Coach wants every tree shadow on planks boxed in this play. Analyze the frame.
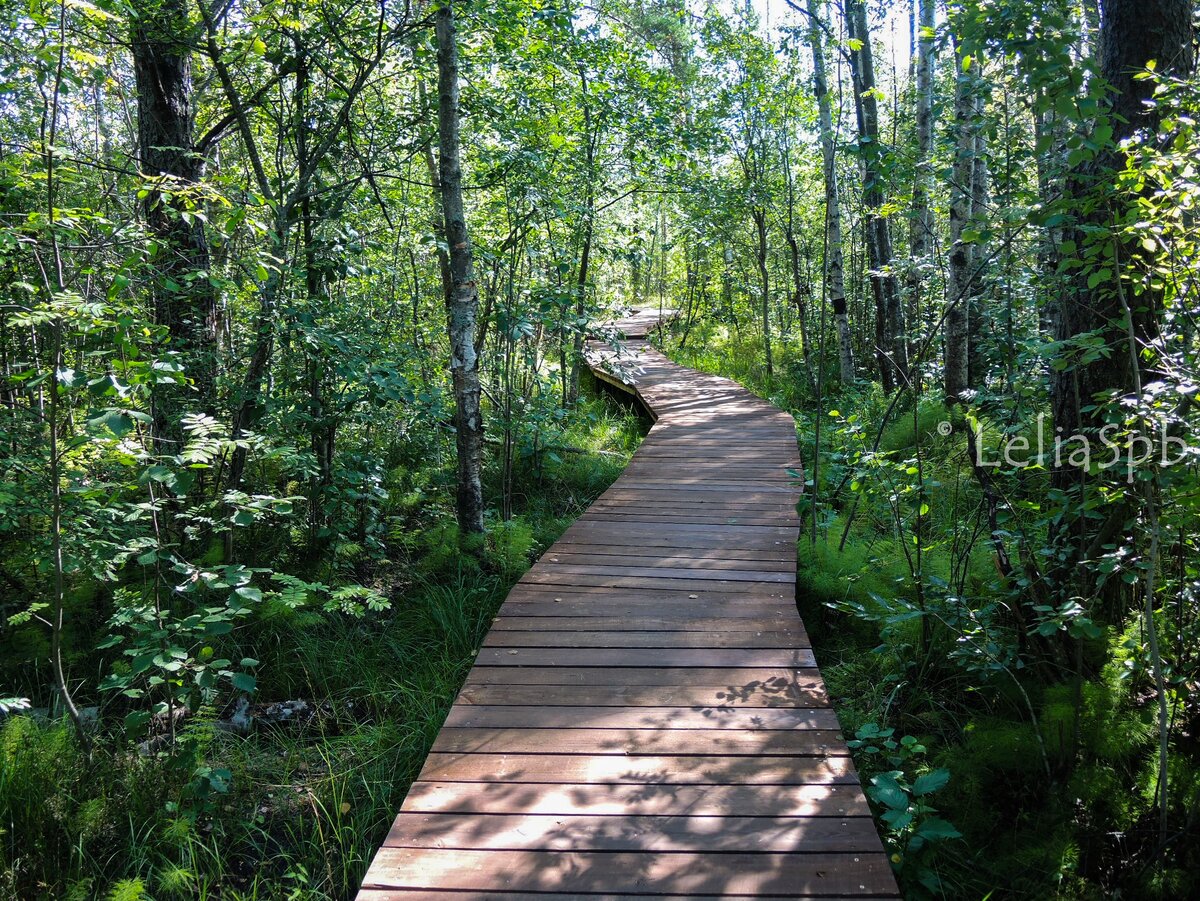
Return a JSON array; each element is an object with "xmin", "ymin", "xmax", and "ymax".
[{"xmin": 362, "ymin": 673, "xmax": 900, "ymax": 898}]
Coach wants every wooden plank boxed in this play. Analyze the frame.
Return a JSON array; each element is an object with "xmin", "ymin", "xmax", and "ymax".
[
  {"xmin": 511, "ymin": 572, "xmax": 796, "ymax": 592},
  {"xmin": 416, "ymin": 752, "xmax": 856, "ymax": 785},
  {"xmin": 464, "ymin": 666, "xmax": 824, "ymax": 687},
  {"xmin": 360, "ymin": 849, "xmax": 898, "ymax": 896},
  {"xmin": 502, "ymin": 584, "xmax": 795, "ymax": 602},
  {"xmin": 383, "ymin": 812, "xmax": 884, "ymax": 853},
  {"xmin": 495, "ymin": 602, "xmax": 795, "ymax": 618},
  {"xmin": 360, "ymin": 892, "xmax": 901, "ymax": 901},
  {"xmin": 455, "ymin": 683, "xmax": 829, "ymax": 708},
  {"xmin": 521, "ymin": 564, "xmax": 794, "ymax": 583},
  {"xmin": 487, "ymin": 616, "xmax": 806, "ymax": 633},
  {"xmin": 403, "ymin": 782, "xmax": 867, "ymax": 816},
  {"xmin": 481, "ymin": 629, "xmax": 809, "ymax": 648},
  {"xmin": 577, "ymin": 513, "xmax": 799, "ymax": 527},
  {"xmin": 542, "ymin": 550, "xmax": 797, "ymax": 570},
  {"xmin": 473, "ymin": 648, "xmax": 817, "ymax": 668},
  {"xmin": 609, "ymin": 481, "xmax": 801, "ymax": 492},
  {"xmin": 431, "ymin": 727, "xmax": 847, "ymax": 756},
  {"xmin": 499, "ymin": 590, "xmax": 795, "ymax": 606},
  {"xmin": 597, "ymin": 487, "xmax": 799, "ymax": 503},
  {"xmin": 443, "ymin": 705, "xmax": 840, "ymax": 730}
]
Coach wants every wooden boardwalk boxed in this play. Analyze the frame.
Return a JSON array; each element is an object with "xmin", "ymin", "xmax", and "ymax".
[{"xmin": 357, "ymin": 310, "xmax": 899, "ymax": 899}]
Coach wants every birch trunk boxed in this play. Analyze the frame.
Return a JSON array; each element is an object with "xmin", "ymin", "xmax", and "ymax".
[
  {"xmin": 844, "ymin": 0, "xmax": 907, "ymax": 390},
  {"xmin": 967, "ymin": 86, "xmax": 990, "ymax": 388},
  {"xmin": 907, "ymin": 0, "xmax": 935, "ymax": 350},
  {"xmin": 436, "ymin": 1, "xmax": 485, "ymax": 534},
  {"xmin": 807, "ymin": 0, "xmax": 854, "ymax": 383},
  {"xmin": 944, "ymin": 47, "xmax": 976, "ymax": 405},
  {"xmin": 753, "ymin": 207, "xmax": 773, "ymax": 377},
  {"xmin": 568, "ymin": 64, "xmax": 595, "ymax": 404}
]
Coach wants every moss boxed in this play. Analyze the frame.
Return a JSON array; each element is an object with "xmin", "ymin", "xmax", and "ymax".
[
  {"xmin": 959, "ymin": 718, "xmax": 1049, "ymax": 776},
  {"xmin": 878, "ymin": 399, "xmax": 952, "ymax": 454},
  {"xmin": 1067, "ymin": 763, "xmax": 1132, "ymax": 828}
]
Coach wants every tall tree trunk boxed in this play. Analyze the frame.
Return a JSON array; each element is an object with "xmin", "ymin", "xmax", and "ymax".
[
  {"xmin": 1051, "ymin": 0, "xmax": 1193, "ymax": 518},
  {"xmin": 782, "ymin": 135, "xmax": 814, "ymax": 385},
  {"xmin": 132, "ymin": 0, "xmax": 218, "ymax": 444},
  {"xmin": 907, "ymin": 0, "xmax": 935, "ymax": 357},
  {"xmin": 436, "ymin": 0, "xmax": 485, "ymax": 534},
  {"xmin": 807, "ymin": 0, "xmax": 854, "ymax": 384},
  {"xmin": 1033, "ymin": 103, "xmax": 1065, "ymax": 340},
  {"xmin": 1048, "ymin": 0, "xmax": 1192, "ymax": 835},
  {"xmin": 295, "ymin": 35, "xmax": 333, "ymax": 557},
  {"xmin": 568, "ymin": 64, "xmax": 595, "ymax": 404},
  {"xmin": 944, "ymin": 47, "xmax": 977, "ymax": 405},
  {"xmin": 844, "ymin": 0, "xmax": 907, "ymax": 390},
  {"xmin": 753, "ymin": 207, "xmax": 773, "ymax": 377},
  {"xmin": 966, "ymin": 85, "xmax": 990, "ymax": 390}
]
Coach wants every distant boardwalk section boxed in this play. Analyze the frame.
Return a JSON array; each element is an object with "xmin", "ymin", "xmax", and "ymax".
[{"xmin": 356, "ymin": 309, "xmax": 900, "ymax": 898}]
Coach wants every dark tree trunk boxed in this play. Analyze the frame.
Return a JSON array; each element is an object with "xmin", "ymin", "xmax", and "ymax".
[
  {"xmin": 132, "ymin": 0, "xmax": 218, "ymax": 444},
  {"xmin": 294, "ymin": 37, "xmax": 333, "ymax": 557},
  {"xmin": 944, "ymin": 46, "xmax": 977, "ymax": 405},
  {"xmin": 908, "ymin": 0, "xmax": 935, "ymax": 362},
  {"xmin": 844, "ymin": 0, "xmax": 908, "ymax": 390},
  {"xmin": 753, "ymin": 207, "xmax": 773, "ymax": 378},
  {"xmin": 569, "ymin": 65, "xmax": 595, "ymax": 404},
  {"xmin": 806, "ymin": 0, "xmax": 854, "ymax": 383},
  {"xmin": 1049, "ymin": 0, "xmax": 1193, "ymax": 600},
  {"xmin": 436, "ymin": 0, "xmax": 486, "ymax": 534}
]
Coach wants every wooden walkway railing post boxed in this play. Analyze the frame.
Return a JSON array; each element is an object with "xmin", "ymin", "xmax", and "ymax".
[{"xmin": 357, "ymin": 309, "xmax": 900, "ymax": 899}]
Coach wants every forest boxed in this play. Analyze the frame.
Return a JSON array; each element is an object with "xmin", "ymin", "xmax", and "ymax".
[{"xmin": 1, "ymin": 0, "xmax": 1198, "ymax": 897}]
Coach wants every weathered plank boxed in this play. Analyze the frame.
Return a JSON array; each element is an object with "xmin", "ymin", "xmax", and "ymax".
[{"xmin": 360, "ymin": 849, "xmax": 898, "ymax": 896}]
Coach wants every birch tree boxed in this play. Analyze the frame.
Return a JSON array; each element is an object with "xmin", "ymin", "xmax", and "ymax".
[
  {"xmin": 843, "ymin": 0, "xmax": 908, "ymax": 389},
  {"xmin": 907, "ymin": 0, "xmax": 935, "ymax": 344},
  {"xmin": 435, "ymin": 0, "xmax": 485, "ymax": 534},
  {"xmin": 804, "ymin": 0, "xmax": 854, "ymax": 383}
]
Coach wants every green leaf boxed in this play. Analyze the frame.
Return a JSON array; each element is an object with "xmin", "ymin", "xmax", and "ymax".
[
  {"xmin": 230, "ymin": 672, "xmax": 257, "ymax": 693},
  {"xmin": 912, "ymin": 769, "xmax": 951, "ymax": 796},
  {"xmin": 881, "ymin": 807, "xmax": 913, "ymax": 830},
  {"xmin": 869, "ymin": 772, "xmax": 909, "ymax": 810},
  {"xmin": 88, "ymin": 409, "xmax": 135, "ymax": 437},
  {"xmin": 915, "ymin": 817, "xmax": 962, "ymax": 841},
  {"xmin": 141, "ymin": 465, "xmax": 174, "ymax": 485}
]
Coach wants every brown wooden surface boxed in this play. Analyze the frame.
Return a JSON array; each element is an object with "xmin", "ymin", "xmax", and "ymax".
[{"xmin": 356, "ymin": 309, "xmax": 898, "ymax": 897}]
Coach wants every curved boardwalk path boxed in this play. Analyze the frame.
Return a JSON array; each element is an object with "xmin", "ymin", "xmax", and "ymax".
[{"xmin": 357, "ymin": 310, "xmax": 899, "ymax": 899}]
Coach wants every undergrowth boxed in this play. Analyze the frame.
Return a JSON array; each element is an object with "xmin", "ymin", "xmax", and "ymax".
[
  {"xmin": 0, "ymin": 382, "xmax": 646, "ymax": 901},
  {"xmin": 669, "ymin": 321, "xmax": 1198, "ymax": 900}
]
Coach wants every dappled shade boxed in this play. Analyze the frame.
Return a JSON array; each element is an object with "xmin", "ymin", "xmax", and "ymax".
[{"xmin": 355, "ymin": 310, "xmax": 898, "ymax": 898}]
